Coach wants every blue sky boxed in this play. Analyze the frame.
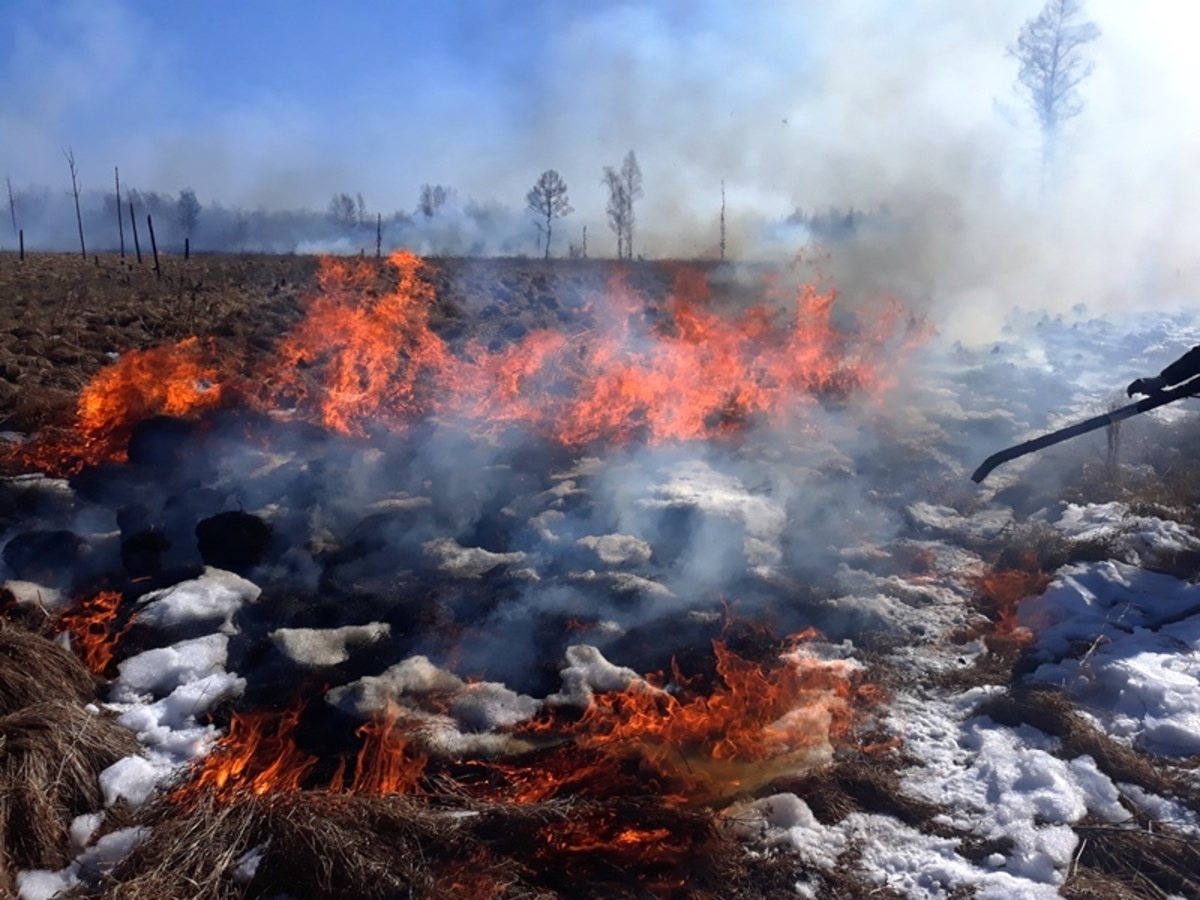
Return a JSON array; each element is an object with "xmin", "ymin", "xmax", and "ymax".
[{"xmin": 3, "ymin": 0, "xmax": 1200, "ymax": 281}]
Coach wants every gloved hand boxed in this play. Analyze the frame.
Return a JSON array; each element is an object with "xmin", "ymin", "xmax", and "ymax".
[{"xmin": 1127, "ymin": 375, "xmax": 1168, "ymax": 397}]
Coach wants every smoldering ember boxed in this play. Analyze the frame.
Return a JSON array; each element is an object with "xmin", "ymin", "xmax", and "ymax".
[{"xmin": 2, "ymin": 248, "xmax": 1200, "ymax": 900}]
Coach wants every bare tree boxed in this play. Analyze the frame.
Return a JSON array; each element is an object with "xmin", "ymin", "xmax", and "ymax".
[
  {"xmin": 525, "ymin": 169, "xmax": 573, "ymax": 259},
  {"xmin": 65, "ymin": 148, "xmax": 85, "ymax": 257},
  {"xmin": 328, "ymin": 192, "xmax": 357, "ymax": 230},
  {"xmin": 602, "ymin": 150, "xmax": 643, "ymax": 259},
  {"xmin": 176, "ymin": 188, "xmax": 201, "ymax": 242},
  {"xmin": 602, "ymin": 168, "xmax": 629, "ymax": 259},
  {"xmin": 620, "ymin": 150, "xmax": 643, "ymax": 258},
  {"xmin": 1009, "ymin": 0, "xmax": 1099, "ymax": 177},
  {"xmin": 356, "ymin": 192, "xmax": 366, "ymax": 226},
  {"xmin": 417, "ymin": 184, "xmax": 452, "ymax": 218}
]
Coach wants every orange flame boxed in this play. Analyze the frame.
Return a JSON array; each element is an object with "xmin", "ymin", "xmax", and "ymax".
[
  {"xmin": 57, "ymin": 590, "xmax": 131, "ymax": 675},
  {"xmin": 272, "ymin": 251, "xmax": 451, "ymax": 436},
  {"xmin": 971, "ymin": 553, "xmax": 1049, "ymax": 651},
  {"xmin": 9, "ymin": 337, "xmax": 229, "ymax": 475},
  {"xmin": 4, "ymin": 251, "xmax": 925, "ymax": 477},
  {"xmin": 479, "ymin": 637, "xmax": 883, "ymax": 806},
  {"xmin": 185, "ymin": 705, "xmax": 318, "ymax": 800},
  {"xmin": 344, "ymin": 700, "xmax": 428, "ymax": 795}
]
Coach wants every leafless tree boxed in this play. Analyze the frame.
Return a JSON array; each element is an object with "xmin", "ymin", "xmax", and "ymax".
[
  {"xmin": 328, "ymin": 192, "xmax": 357, "ymax": 230},
  {"xmin": 620, "ymin": 150, "xmax": 643, "ymax": 258},
  {"xmin": 65, "ymin": 148, "xmax": 85, "ymax": 257},
  {"xmin": 602, "ymin": 167, "xmax": 629, "ymax": 259},
  {"xmin": 176, "ymin": 188, "xmax": 201, "ymax": 242},
  {"xmin": 417, "ymin": 184, "xmax": 452, "ymax": 218},
  {"xmin": 526, "ymin": 169, "xmax": 573, "ymax": 259},
  {"xmin": 602, "ymin": 150, "xmax": 643, "ymax": 259},
  {"xmin": 1009, "ymin": 0, "xmax": 1099, "ymax": 177},
  {"xmin": 356, "ymin": 192, "xmax": 366, "ymax": 226}
]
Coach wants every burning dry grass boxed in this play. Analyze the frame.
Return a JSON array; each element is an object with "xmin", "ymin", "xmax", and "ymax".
[{"xmin": 83, "ymin": 788, "xmax": 799, "ymax": 899}]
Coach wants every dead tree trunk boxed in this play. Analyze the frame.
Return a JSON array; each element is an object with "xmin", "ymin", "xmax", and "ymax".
[
  {"xmin": 129, "ymin": 202, "xmax": 142, "ymax": 264},
  {"xmin": 115, "ymin": 167, "xmax": 125, "ymax": 258},
  {"xmin": 65, "ymin": 149, "xmax": 86, "ymax": 258},
  {"xmin": 376, "ymin": 213, "xmax": 382, "ymax": 260},
  {"xmin": 147, "ymin": 214, "xmax": 160, "ymax": 280},
  {"xmin": 18, "ymin": 229, "xmax": 23, "ymax": 261},
  {"xmin": 6, "ymin": 177, "xmax": 16, "ymax": 238}
]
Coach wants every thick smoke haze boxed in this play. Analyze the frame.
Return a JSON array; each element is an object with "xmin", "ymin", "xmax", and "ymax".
[{"xmin": 3, "ymin": 0, "xmax": 1199, "ymax": 337}]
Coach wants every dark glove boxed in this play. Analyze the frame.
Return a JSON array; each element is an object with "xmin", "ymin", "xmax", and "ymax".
[{"xmin": 1127, "ymin": 375, "xmax": 1168, "ymax": 397}]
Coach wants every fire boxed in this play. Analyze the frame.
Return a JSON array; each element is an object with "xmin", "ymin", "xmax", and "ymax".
[
  {"xmin": 178, "ymin": 700, "xmax": 428, "ymax": 803},
  {"xmin": 185, "ymin": 705, "xmax": 318, "ymax": 799},
  {"xmin": 57, "ymin": 589, "xmax": 131, "ymax": 675},
  {"xmin": 4, "ymin": 250, "xmax": 923, "ymax": 477},
  {"xmin": 177, "ymin": 636, "xmax": 883, "ymax": 810},
  {"xmin": 271, "ymin": 251, "xmax": 452, "ymax": 436},
  {"xmin": 343, "ymin": 700, "xmax": 428, "ymax": 795},
  {"xmin": 971, "ymin": 553, "xmax": 1050, "ymax": 651},
  {"xmin": 268, "ymin": 251, "xmax": 922, "ymax": 446},
  {"xmin": 475, "ymin": 637, "xmax": 882, "ymax": 806},
  {"xmin": 8, "ymin": 337, "xmax": 230, "ymax": 475}
]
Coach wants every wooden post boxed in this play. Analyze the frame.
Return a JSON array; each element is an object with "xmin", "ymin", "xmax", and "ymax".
[
  {"xmin": 115, "ymin": 167, "xmax": 125, "ymax": 259},
  {"xmin": 129, "ymin": 203, "xmax": 142, "ymax": 264},
  {"xmin": 147, "ymin": 214, "xmax": 161, "ymax": 280}
]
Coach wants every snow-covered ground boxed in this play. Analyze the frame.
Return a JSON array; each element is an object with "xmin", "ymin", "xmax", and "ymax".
[{"xmin": 8, "ymin": 306, "xmax": 1200, "ymax": 898}]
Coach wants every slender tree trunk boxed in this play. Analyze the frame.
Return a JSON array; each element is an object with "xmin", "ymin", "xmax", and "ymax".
[
  {"xmin": 147, "ymin": 214, "xmax": 160, "ymax": 280},
  {"xmin": 6, "ymin": 177, "xmax": 16, "ymax": 237},
  {"xmin": 376, "ymin": 213, "xmax": 382, "ymax": 260},
  {"xmin": 66, "ymin": 149, "xmax": 86, "ymax": 258},
  {"xmin": 130, "ymin": 202, "xmax": 142, "ymax": 264},
  {"xmin": 544, "ymin": 211, "xmax": 552, "ymax": 259},
  {"xmin": 18, "ymin": 229, "xmax": 23, "ymax": 261},
  {"xmin": 115, "ymin": 167, "xmax": 125, "ymax": 258}
]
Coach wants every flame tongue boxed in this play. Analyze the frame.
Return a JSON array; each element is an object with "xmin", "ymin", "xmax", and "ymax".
[
  {"xmin": 4, "ymin": 250, "xmax": 924, "ymax": 474},
  {"xmin": 173, "ymin": 636, "xmax": 880, "ymax": 809}
]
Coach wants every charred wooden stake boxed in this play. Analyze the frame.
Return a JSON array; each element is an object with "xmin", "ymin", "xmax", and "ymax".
[
  {"xmin": 147, "ymin": 214, "xmax": 161, "ymax": 280},
  {"xmin": 130, "ymin": 203, "xmax": 142, "ymax": 264}
]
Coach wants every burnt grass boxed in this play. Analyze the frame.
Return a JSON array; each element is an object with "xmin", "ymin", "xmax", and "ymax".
[{"xmin": 6, "ymin": 251, "xmax": 1200, "ymax": 897}]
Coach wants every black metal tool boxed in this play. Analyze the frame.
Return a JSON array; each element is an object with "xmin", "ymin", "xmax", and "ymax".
[{"xmin": 971, "ymin": 377, "xmax": 1200, "ymax": 484}]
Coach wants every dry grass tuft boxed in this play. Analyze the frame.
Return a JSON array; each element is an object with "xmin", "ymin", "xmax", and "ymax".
[
  {"xmin": 0, "ymin": 701, "xmax": 141, "ymax": 891},
  {"xmin": 975, "ymin": 687, "xmax": 1200, "ymax": 812},
  {"xmin": 766, "ymin": 750, "xmax": 949, "ymax": 834},
  {"xmin": 1062, "ymin": 818, "xmax": 1200, "ymax": 899},
  {"xmin": 0, "ymin": 619, "xmax": 98, "ymax": 716},
  {"xmin": 80, "ymin": 788, "xmax": 805, "ymax": 899}
]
